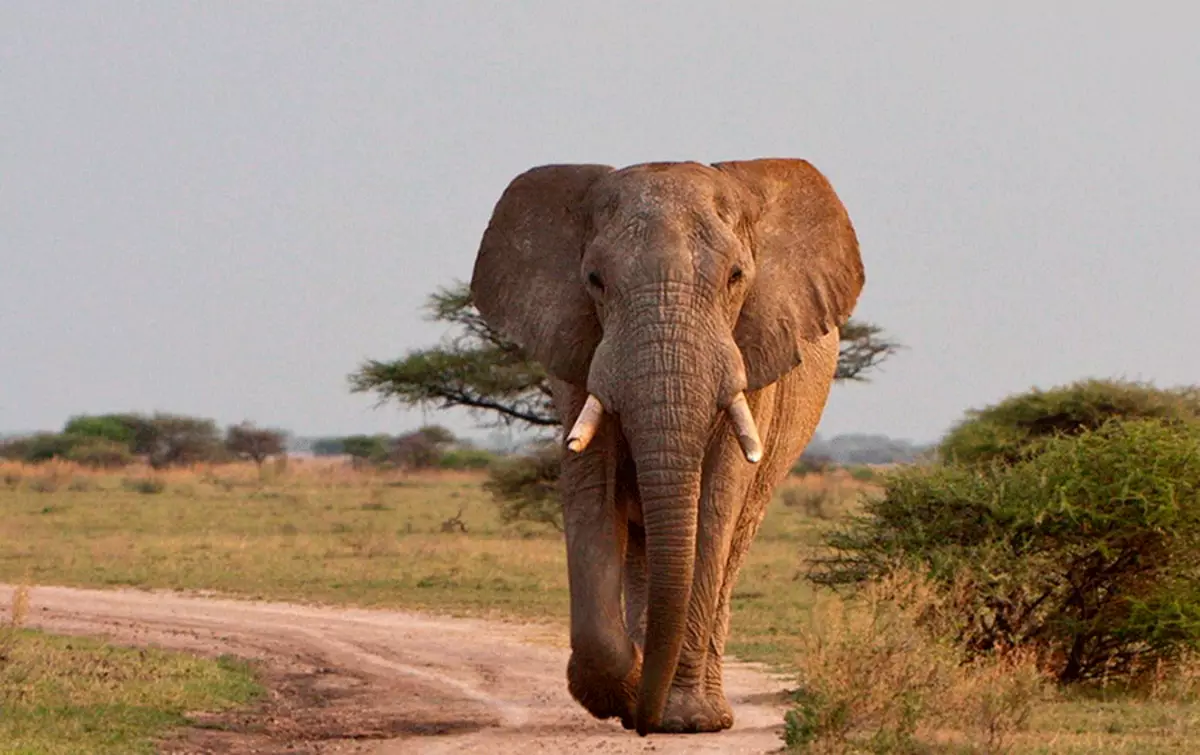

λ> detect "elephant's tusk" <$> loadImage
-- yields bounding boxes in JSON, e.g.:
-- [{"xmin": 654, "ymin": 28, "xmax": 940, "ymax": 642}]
[
  {"xmin": 566, "ymin": 394, "xmax": 604, "ymax": 453},
  {"xmin": 727, "ymin": 393, "xmax": 763, "ymax": 463}
]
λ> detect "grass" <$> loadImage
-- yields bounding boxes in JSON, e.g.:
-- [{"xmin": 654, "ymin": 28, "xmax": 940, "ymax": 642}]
[
  {"xmin": 2, "ymin": 459, "xmax": 1198, "ymax": 752},
  {"xmin": 0, "ymin": 585, "xmax": 261, "ymax": 754}
]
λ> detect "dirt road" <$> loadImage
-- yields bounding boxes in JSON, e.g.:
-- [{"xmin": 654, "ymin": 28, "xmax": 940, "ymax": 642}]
[{"xmin": 2, "ymin": 584, "xmax": 792, "ymax": 754}]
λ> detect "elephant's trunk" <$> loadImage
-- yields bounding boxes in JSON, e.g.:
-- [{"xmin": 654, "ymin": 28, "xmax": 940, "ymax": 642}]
[
  {"xmin": 622, "ymin": 374, "xmax": 708, "ymax": 736},
  {"xmin": 585, "ymin": 295, "xmax": 735, "ymax": 734},
  {"xmin": 575, "ymin": 284, "xmax": 758, "ymax": 734}
]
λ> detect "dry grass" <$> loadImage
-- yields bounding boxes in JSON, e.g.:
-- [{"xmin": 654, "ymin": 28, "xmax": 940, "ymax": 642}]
[
  {"xmin": 3, "ymin": 459, "xmax": 1199, "ymax": 752},
  {"xmin": 0, "ymin": 583, "xmax": 30, "ymax": 669},
  {"xmin": 787, "ymin": 570, "xmax": 1050, "ymax": 754}
]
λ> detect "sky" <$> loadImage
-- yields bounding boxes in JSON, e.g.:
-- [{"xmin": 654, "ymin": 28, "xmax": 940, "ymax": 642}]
[{"xmin": 2, "ymin": 3, "xmax": 1197, "ymax": 444}]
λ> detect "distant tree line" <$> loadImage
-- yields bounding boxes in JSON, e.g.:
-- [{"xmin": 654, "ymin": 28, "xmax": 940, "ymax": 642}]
[
  {"xmin": 0, "ymin": 413, "xmax": 508, "ymax": 473},
  {"xmin": 306, "ymin": 425, "xmax": 496, "ymax": 471},
  {"xmin": 0, "ymin": 413, "xmax": 289, "ymax": 469}
]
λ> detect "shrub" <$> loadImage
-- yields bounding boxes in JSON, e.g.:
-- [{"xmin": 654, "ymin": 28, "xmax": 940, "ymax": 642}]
[
  {"xmin": 122, "ymin": 477, "xmax": 166, "ymax": 495},
  {"xmin": 438, "ymin": 448, "xmax": 495, "ymax": 470},
  {"xmin": 146, "ymin": 414, "xmax": 224, "ymax": 468},
  {"xmin": 62, "ymin": 415, "xmax": 137, "ymax": 445},
  {"xmin": 65, "ymin": 439, "xmax": 134, "ymax": 469},
  {"xmin": 225, "ymin": 422, "xmax": 288, "ymax": 467},
  {"xmin": 64, "ymin": 413, "xmax": 158, "ymax": 454},
  {"xmin": 483, "ymin": 444, "xmax": 562, "ymax": 531},
  {"xmin": 811, "ymin": 419, "xmax": 1200, "ymax": 685},
  {"xmin": 940, "ymin": 379, "xmax": 1200, "ymax": 466},
  {"xmin": 785, "ymin": 570, "xmax": 1047, "ymax": 753},
  {"xmin": 845, "ymin": 465, "xmax": 878, "ymax": 483},
  {"xmin": 390, "ymin": 426, "xmax": 456, "ymax": 470},
  {"xmin": 342, "ymin": 435, "xmax": 391, "ymax": 467},
  {"xmin": 0, "ymin": 433, "xmax": 81, "ymax": 463},
  {"xmin": 792, "ymin": 451, "xmax": 834, "ymax": 477}
]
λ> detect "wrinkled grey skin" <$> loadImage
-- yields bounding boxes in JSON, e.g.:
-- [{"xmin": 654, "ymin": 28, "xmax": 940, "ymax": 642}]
[{"xmin": 470, "ymin": 159, "xmax": 864, "ymax": 735}]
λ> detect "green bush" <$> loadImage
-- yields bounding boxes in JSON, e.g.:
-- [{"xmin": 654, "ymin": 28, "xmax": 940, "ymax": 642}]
[
  {"xmin": 846, "ymin": 465, "xmax": 878, "ymax": 483},
  {"xmin": 483, "ymin": 444, "xmax": 562, "ymax": 531},
  {"xmin": 438, "ymin": 449, "xmax": 495, "ymax": 470},
  {"xmin": 939, "ymin": 379, "xmax": 1200, "ymax": 466},
  {"xmin": 63, "ymin": 413, "xmax": 158, "ymax": 454},
  {"xmin": 62, "ymin": 415, "xmax": 137, "ymax": 446},
  {"xmin": 64, "ymin": 439, "xmax": 134, "ymax": 469},
  {"xmin": 341, "ymin": 435, "xmax": 391, "ymax": 466},
  {"xmin": 811, "ymin": 419, "xmax": 1200, "ymax": 684},
  {"xmin": 0, "ymin": 433, "xmax": 82, "ymax": 463}
]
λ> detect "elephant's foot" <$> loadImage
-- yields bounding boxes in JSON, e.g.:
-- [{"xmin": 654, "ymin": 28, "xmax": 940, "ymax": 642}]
[
  {"xmin": 654, "ymin": 687, "xmax": 735, "ymax": 733},
  {"xmin": 567, "ymin": 646, "xmax": 641, "ymax": 728}
]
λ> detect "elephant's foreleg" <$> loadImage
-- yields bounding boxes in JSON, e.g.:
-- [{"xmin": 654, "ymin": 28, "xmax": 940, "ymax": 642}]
[
  {"xmin": 705, "ymin": 333, "xmax": 840, "ymax": 713},
  {"xmin": 623, "ymin": 520, "xmax": 647, "ymax": 651},
  {"xmin": 704, "ymin": 481, "xmax": 776, "ymax": 718},
  {"xmin": 557, "ymin": 388, "xmax": 640, "ymax": 727}
]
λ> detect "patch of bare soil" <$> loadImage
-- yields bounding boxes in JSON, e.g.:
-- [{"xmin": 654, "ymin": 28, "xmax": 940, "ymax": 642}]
[{"xmin": 0, "ymin": 585, "xmax": 790, "ymax": 754}]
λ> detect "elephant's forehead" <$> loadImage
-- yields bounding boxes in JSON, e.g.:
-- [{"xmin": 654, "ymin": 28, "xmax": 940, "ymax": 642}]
[{"xmin": 594, "ymin": 163, "xmax": 730, "ymax": 213}]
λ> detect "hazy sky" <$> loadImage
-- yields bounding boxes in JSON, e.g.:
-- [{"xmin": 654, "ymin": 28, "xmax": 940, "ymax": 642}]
[{"xmin": 2, "ymin": 4, "xmax": 1197, "ymax": 443}]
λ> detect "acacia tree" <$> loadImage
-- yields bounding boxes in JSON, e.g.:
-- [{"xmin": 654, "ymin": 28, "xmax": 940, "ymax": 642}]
[
  {"xmin": 225, "ymin": 422, "xmax": 288, "ymax": 467},
  {"xmin": 350, "ymin": 281, "xmax": 900, "ymax": 429}
]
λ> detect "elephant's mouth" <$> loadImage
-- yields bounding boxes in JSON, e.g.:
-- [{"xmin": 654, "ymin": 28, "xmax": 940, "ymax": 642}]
[{"xmin": 565, "ymin": 391, "xmax": 763, "ymax": 463}]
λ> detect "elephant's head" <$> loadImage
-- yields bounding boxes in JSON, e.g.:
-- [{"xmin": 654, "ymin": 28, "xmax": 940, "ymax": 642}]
[{"xmin": 470, "ymin": 159, "xmax": 863, "ymax": 733}]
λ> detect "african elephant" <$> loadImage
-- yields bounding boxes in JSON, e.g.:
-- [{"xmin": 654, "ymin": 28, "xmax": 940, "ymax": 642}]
[{"xmin": 469, "ymin": 159, "xmax": 864, "ymax": 735}]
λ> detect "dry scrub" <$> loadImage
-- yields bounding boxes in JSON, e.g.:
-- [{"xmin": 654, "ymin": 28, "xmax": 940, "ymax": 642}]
[{"xmin": 787, "ymin": 570, "xmax": 1050, "ymax": 754}]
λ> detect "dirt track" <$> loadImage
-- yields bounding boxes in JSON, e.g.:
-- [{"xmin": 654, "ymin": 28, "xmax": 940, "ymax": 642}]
[{"xmin": 1, "ymin": 584, "xmax": 792, "ymax": 754}]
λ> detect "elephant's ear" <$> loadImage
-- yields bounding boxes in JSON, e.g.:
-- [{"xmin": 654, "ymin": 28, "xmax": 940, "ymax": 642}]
[
  {"xmin": 714, "ymin": 158, "xmax": 865, "ymax": 391},
  {"xmin": 470, "ymin": 164, "xmax": 613, "ymax": 386}
]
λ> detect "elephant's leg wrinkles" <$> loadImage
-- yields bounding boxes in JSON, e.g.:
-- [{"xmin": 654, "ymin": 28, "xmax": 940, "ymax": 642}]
[
  {"xmin": 558, "ymin": 387, "xmax": 640, "ymax": 726},
  {"xmin": 704, "ymin": 333, "xmax": 840, "ymax": 707}
]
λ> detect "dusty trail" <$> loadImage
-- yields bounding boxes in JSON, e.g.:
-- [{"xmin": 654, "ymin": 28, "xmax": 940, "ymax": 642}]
[{"xmin": 1, "ymin": 584, "xmax": 792, "ymax": 754}]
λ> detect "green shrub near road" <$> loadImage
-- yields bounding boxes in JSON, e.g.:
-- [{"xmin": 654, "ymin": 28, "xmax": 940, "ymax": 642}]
[{"xmin": 813, "ymin": 418, "xmax": 1200, "ymax": 685}]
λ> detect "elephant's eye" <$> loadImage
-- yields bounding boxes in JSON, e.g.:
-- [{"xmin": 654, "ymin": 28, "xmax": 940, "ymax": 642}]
[
  {"xmin": 587, "ymin": 272, "xmax": 605, "ymax": 293},
  {"xmin": 728, "ymin": 267, "xmax": 744, "ymax": 287}
]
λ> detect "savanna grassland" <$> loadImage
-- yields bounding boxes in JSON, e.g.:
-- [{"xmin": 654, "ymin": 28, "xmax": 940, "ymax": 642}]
[
  {"xmin": 2, "ymin": 458, "xmax": 1199, "ymax": 753},
  {"xmin": 0, "ymin": 458, "xmax": 849, "ymax": 663}
]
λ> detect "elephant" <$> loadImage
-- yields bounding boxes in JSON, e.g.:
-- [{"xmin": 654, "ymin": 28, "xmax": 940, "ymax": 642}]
[{"xmin": 469, "ymin": 158, "xmax": 864, "ymax": 735}]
